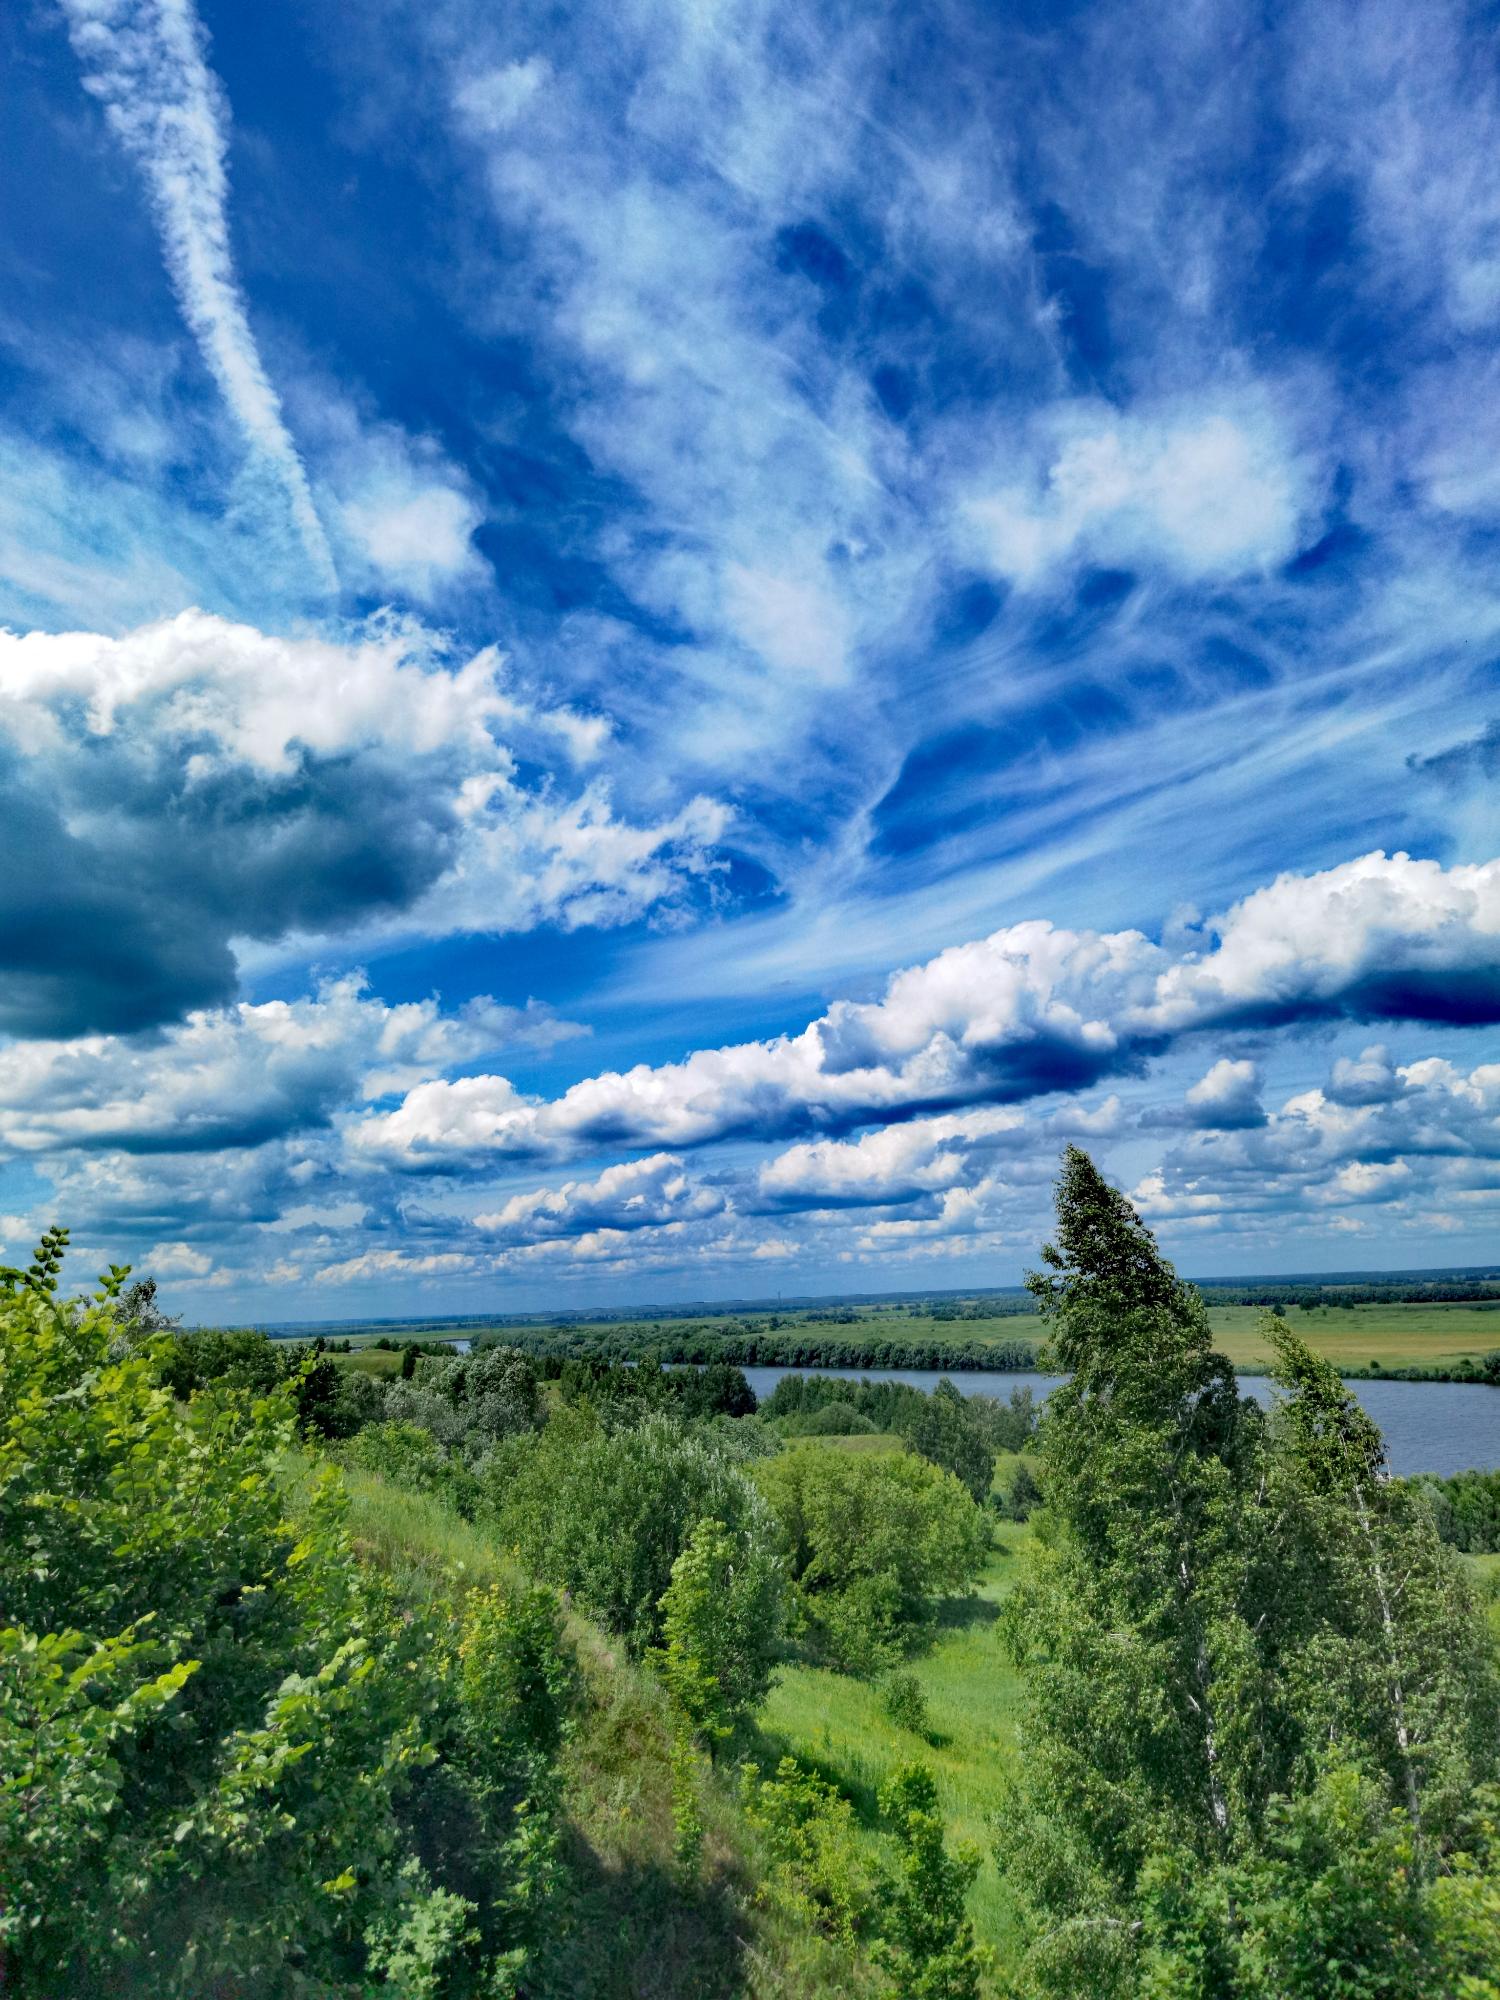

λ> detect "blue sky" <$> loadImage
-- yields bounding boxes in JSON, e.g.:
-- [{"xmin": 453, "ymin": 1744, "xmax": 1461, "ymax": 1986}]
[{"xmin": 3, "ymin": 0, "xmax": 1500, "ymax": 1316}]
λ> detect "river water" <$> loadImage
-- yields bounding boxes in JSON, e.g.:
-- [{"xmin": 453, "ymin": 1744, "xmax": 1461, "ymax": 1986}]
[{"xmin": 736, "ymin": 1365, "xmax": 1500, "ymax": 1479}]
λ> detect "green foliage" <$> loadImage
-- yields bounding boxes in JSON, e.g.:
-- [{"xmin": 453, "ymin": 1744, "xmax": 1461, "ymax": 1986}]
[
  {"xmin": 742, "ymin": 1754, "xmax": 878, "ymax": 1945},
  {"xmin": 782, "ymin": 1400, "xmax": 881, "ymax": 1436},
  {"xmin": 342, "ymin": 1419, "xmax": 482, "ymax": 1518},
  {"xmin": 995, "ymin": 1460, "xmax": 1040, "ymax": 1522},
  {"xmin": 875, "ymin": 1763, "xmax": 992, "ymax": 2000},
  {"xmin": 385, "ymin": 1345, "xmax": 545, "ymax": 1463},
  {"xmin": 903, "ymin": 1378, "xmax": 995, "ymax": 1502},
  {"xmin": 652, "ymin": 1515, "xmax": 784, "ymax": 1750},
  {"xmin": 149, "ymin": 1323, "xmax": 291, "ymax": 1397},
  {"xmin": 1409, "ymin": 1467, "xmax": 1500, "ymax": 1553},
  {"xmin": 669, "ymin": 1726, "xmax": 706, "ymax": 1867},
  {"xmin": 0, "ymin": 1221, "xmax": 69, "ymax": 1296},
  {"xmin": 548, "ymin": 1355, "xmax": 759, "ymax": 1420},
  {"xmin": 486, "ymin": 1406, "xmax": 778, "ymax": 1653},
  {"xmin": 882, "ymin": 1671, "xmax": 931, "ymax": 1738},
  {"xmin": 1135, "ymin": 1764, "xmax": 1500, "ymax": 1999},
  {"xmin": 0, "ymin": 1238, "xmax": 574, "ymax": 1996},
  {"xmin": 755, "ymin": 1447, "xmax": 991, "ymax": 1672},
  {"xmin": 995, "ymin": 1149, "xmax": 1500, "ymax": 1999}
]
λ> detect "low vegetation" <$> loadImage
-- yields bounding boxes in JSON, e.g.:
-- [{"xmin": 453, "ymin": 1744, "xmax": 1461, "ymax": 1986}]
[{"xmin": 4, "ymin": 1157, "xmax": 1498, "ymax": 1996}]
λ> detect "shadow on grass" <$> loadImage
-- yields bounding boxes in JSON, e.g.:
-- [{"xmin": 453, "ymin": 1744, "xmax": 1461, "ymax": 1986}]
[
  {"xmin": 747, "ymin": 1720, "xmax": 885, "ymax": 1828},
  {"xmin": 931, "ymin": 1591, "xmax": 1001, "ymax": 1634},
  {"xmin": 538, "ymin": 1825, "xmax": 756, "ymax": 2000}
]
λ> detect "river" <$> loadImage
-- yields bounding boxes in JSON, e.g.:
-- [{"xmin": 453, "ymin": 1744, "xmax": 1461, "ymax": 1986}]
[{"xmin": 735, "ymin": 1366, "xmax": 1500, "ymax": 1479}]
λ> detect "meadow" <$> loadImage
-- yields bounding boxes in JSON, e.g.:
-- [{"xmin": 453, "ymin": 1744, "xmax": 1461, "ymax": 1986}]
[{"xmin": 324, "ymin": 1295, "xmax": 1500, "ymax": 1378}]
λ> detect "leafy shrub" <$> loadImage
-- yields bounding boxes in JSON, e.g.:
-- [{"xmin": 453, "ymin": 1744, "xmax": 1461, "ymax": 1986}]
[
  {"xmin": 385, "ymin": 1344, "xmax": 543, "ymax": 1463},
  {"xmin": 754, "ymin": 1448, "xmax": 991, "ymax": 1672},
  {"xmin": 782, "ymin": 1401, "xmax": 879, "ymax": 1437},
  {"xmin": 341, "ymin": 1418, "xmax": 482, "ymax": 1517},
  {"xmin": 1408, "ymin": 1468, "xmax": 1500, "ymax": 1553},
  {"xmin": 741, "ymin": 1755, "xmax": 878, "ymax": 1945},
  {"xmin": 486, "ymin": 1407, "xmax": 779, "ymax": 1652},
  {"xmin": 150, "ymin": 1324, "xmax": 291, "ymax": 1397},
  {"xmin": 0, "ymin": 1250, "xmax": 572, "ymax": 1994},
  {"xmin": 883, "ymin": 1671, "xmax": 932, "ymax": 1738},
  {"xmin": 652, "ymin": 1515, "xmax": 784, "ymax": 1748},
  {"xmin": 876, "ymin": 1764, "xmax": 992, "ymax": 2000}
]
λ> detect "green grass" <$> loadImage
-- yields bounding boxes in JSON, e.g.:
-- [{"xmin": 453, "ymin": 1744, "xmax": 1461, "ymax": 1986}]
[
  {"xmin": 1206, "ymin": 1301, "xmax": 1500, "ymax": 1373},
  {"xmin": 335, "ymin": 1345, "xmax": 405, "ymax": 1377},
  {"xmin": 756, "ymin": 1522, "xmax": 1031, "ymax": 1960},
  {"xmin": 280, "ymin": 1449, "xmax": 873, "ymax": 1998},
  {"xmin": 319, "ymin": 1298, "xmax": 1500, "ymax": 1380}
]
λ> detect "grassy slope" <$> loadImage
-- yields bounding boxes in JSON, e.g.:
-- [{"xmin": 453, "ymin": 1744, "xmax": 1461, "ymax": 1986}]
[
  {"xmin": 288, "ymin": 1453, "xmax": 876, "ymax": 2000},
  {"xmin": 757, "ymin": 1522, "xmax": 1030, "ymax": 1961},
  {"xmin": 296, "ymin": 1443, "xmax": 1500, "ymax": 1994}
]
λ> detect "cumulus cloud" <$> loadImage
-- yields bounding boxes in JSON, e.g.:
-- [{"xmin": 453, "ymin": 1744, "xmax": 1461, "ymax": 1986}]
[
  {"xmin": 1138, "ymin": 1051, "xmax": 1500, "ymax": 1227},
  {"xmin": 755, "ymin": 1098, "xmax": 1123, "ymax": 1211},
  {"xmin": 353, "ymin": 851, "xmax": 1500, "ymax": 1168},
  {"xmin": 1150, "ymin": 1058, "xmax": 1266, "ymax": 1130},
  {"xmin": 0, "ymin": 610, "xmax": 725, "ymax": 1034},
  {"xmin": 0, "ymin": 974, "xmax": 582, "ymax": 1156},
  {"xmin": 473, "ymin": 1153, "xmax": 727, "ymax": 1244},
  {"xmin": 59, "ymin": 0, "xmax": 337, "ymax": 590}
]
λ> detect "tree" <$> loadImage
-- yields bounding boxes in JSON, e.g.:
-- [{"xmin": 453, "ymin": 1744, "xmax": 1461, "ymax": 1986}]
[
  {"xmin": 876, "ymin": 1764, "xmax": 992, "ymax": 2000},
  {"xmin": 995, "ymin": 1150, "xmax": 1500, "ymax": 1999},
  {"xmin": 1262, "ymin": 1320, "xmax": 1498, "ymax": 1849},
  {"xmin": 755, "ymin": 1446, "xmax": 990, "ymax": 1672},
  {"xmin": 903, "ymin": 1378, "xmax": 995, "ymax": 1503},
  {"xmin": 652, "ymin": 1515, "xmax": 783, "ymax": 1752},
  {"xmin": 0, "ymin": 1238, "xmax": 573, "ymax": 1994},
  {"xmin": 487, "ymin": 1408, "xmax": 778, "ymax": 1651}
]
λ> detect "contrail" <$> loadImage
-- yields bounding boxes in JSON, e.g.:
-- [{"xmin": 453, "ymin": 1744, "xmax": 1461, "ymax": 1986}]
[{"xmin": 61, "ymin": 0, "xmax": 338, "ymax": 593}]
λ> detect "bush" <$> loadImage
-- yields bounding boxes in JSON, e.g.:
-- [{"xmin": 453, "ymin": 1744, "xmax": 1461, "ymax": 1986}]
[
  {"xmin": 741, "ymin": 1755, "xmax": 878, "ymax": 1946},
  {"xmin": 0, "ymin": 1251, "xmax": 573, "ymax": 1994},
  {"xmin": 486, "ymin": 1407, "xmax": 780, "ymax": 1652},
  {"xmin": 341, "ymin": 1419, "xmax": 482, "ymax": 1517},
  {"xmin": 754, "ymin": 1447, "xmax": 991, "ymax": 1671},
  {"xmin": 876, "ymin": 1764, "xmax": 992, "ymax": 2000},
  {"xmin": 782, "ymin": 1401, "xmax": 879, "ymax": 1437},
  {"xmin": 883, "ymin": 1671, "xmax": 931, "ymax": 1738},
  {"xmin": 384, "ymin": 1345, "xmax": 543, "ymax": 1463},
  {"xmin": 652, "ymin": 1515, "xmax": 784, "ymax": 1749}
]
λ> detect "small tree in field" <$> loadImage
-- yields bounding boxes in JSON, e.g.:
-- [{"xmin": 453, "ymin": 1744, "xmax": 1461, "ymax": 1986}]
[
  {"xmin": 653, "ymin": 1514, "xmax": 783, "ymax": 1752},
  {"xmin": 876, "ymin": 1764, "xmax": 992, "ymax": 2000}
]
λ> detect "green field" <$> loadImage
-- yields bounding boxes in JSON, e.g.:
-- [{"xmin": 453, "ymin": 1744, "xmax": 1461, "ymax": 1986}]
[
  {"xmin": 757, "ymin": 1525, "xmax": 1029, "ymax": 1957},
  {"xmin": 1205, "ymin": 1301, "xmax": 1500, "ymax": 1373},
  {"xmin": 323, "ymin": 1296, "xmax": 1500, "ymax": 1381}
]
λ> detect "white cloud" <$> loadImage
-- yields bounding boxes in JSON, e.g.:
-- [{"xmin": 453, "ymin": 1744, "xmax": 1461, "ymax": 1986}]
[
  {"xmin": 341, "ymin": 485, "xmax": 481, "ymax": 598},
  {"xmin": 474, "ymin": 1152, "xmax": 726, "ymax": 1243},
  {"xmin": 0, "ymin": 975, "xmax": 582, "ymax": 1156},
  {"xmin": 353, "ymin": 849, "xmax": 1500, "ymax": 1168},
  {"xmin": 0, "ymin": 610, "xmax": 728, "ymax": 1007},
  {"xmin": 146, "ymin": 1239, "xmax": 214, "ymax": 1277},
  {"xmin": 453, "ymin": 56, "xmax": 551, "ymax": 133},
  {"xmin": 1138, "ymin": 1050, "xmax": 1500, "ymax": 1227},
  {"xmin": 967, "ymin": 401, "xmax": 1302, "ymax": 585},
  {"xmin": 60, "ymin": 0, "xmax": 336, "ymax": 590}
]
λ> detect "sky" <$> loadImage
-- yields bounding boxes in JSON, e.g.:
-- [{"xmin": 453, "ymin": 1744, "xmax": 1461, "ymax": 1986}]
[{"xmin": 3, "ymin": 0, "xmax": 1500, "ymax": 1319}]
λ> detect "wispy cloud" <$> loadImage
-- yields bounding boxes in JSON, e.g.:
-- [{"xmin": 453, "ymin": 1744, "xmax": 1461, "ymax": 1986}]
[{"xmin": 60, "ymin": 0, "xmax": 337, "ymax": 591}]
